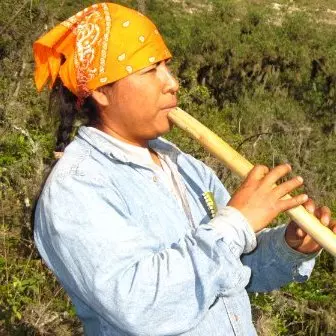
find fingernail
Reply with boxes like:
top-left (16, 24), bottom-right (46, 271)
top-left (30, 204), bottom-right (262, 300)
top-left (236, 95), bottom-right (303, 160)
top-left (298, 229), bottom-right (306, 238)
top-left (322, 216), bottom-right (329, 225)
top-left (302, 194), bottom-right (309, 202)
top-left (307, 206), bottom-right (314, 213)
top-left (297, 176), bottom-right (303, 183)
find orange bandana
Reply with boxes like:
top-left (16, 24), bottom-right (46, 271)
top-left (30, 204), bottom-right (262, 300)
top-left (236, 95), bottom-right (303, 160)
top-left (33, 3), bottom-right (172, 100)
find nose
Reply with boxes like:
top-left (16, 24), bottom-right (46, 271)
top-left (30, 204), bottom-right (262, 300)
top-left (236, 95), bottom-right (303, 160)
top-left (161, 62), bottom-right (179, 94)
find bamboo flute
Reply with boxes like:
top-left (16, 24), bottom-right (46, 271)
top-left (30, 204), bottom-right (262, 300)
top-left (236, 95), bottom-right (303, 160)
top-left (168, 107), bottom-right (336, 257)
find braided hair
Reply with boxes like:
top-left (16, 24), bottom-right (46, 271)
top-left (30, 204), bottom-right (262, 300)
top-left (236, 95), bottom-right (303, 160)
top-left (49, 78), bottom-right (101, 152)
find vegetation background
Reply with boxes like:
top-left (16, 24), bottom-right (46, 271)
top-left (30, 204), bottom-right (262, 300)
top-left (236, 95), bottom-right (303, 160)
top-left (1, 0), bottom-right (335, 335)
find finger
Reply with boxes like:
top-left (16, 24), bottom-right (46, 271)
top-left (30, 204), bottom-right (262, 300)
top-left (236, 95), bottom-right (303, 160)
top-left (273, 176), bottom-right (304, 199)
top-left (245, 165), bottom-right (270, 184)
top-left (261, 163), bottom-right (292, 187)
top-left (303, 198), bottom-right (315, 214)
top-left (316, 206), bottom-right (331, 226)
top-left (321, 206), bottom-right (331, 226)
top-left (278, 193), bottom-right (309, 212)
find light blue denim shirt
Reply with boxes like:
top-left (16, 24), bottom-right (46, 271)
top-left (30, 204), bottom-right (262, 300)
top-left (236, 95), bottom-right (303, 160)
top-left (34, 126), bottom-right (316, 336)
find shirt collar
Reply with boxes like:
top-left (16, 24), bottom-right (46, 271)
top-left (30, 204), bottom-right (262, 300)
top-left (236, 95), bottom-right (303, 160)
top-left (77, 126), bottom-right (181, 166)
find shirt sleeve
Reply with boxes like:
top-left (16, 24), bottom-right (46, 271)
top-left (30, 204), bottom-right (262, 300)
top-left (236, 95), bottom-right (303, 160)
top-left (34, 173), bottom-right (256, 336)
top-left (242, 224), bottom-right (317, 292)
top-left (201, 162), bottom-right (317, 292)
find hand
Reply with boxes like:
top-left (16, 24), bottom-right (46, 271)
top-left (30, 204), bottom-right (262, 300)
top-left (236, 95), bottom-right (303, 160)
top-left (285, 199), bottom-right (336, 254)
top-left (228, 164), bottom-right (307, 233)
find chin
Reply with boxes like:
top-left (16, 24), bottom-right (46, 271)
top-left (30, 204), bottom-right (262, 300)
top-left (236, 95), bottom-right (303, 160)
top-left (146, 126), bottom-right (171, 140)
top-left (159, 121), bottom-right (173, 136)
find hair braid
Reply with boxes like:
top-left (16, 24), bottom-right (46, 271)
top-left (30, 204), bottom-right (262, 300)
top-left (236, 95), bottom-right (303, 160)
top-left (49, 79), bottom-right (101, 152)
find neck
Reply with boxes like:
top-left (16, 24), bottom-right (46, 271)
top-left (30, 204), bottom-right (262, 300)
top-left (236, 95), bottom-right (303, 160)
top-left (96, 124), bottom-right (162, 167)
top-left (149, 148), bottom-right (162, 167)
top-left (97, 124), bottom-right (149, 148)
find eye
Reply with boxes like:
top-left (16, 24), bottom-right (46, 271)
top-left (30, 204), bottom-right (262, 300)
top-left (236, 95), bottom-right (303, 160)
top-left (148, 66), bottom-right (157, 73)
top-left (141, 64), bottom-right (158, 75)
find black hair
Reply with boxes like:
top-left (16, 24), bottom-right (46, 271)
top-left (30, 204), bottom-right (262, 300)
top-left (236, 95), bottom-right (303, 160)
top-left (49, 78), bottom-right (101, 151)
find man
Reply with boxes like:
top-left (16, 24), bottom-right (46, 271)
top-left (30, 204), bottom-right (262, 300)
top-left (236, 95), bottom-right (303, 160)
top-left (33, 3), bottom-right (335, 335)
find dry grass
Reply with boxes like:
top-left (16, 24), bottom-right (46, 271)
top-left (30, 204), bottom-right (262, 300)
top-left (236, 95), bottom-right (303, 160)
top-left (170, 0), bottom-right (336, 25)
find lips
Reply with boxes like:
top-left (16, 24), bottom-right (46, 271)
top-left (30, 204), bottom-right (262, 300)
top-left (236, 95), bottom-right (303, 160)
top-left (162, 102), bottom-right (177, 110)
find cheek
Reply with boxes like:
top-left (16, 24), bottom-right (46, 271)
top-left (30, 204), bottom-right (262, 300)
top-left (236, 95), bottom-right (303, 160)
top-left (117, 80), bottom-right (161, 122)
top-left (126, 89), bottom-right (154, 113)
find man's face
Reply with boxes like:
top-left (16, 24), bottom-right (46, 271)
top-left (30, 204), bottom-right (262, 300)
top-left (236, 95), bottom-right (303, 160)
top-left (99, 60), bottom-right (179, 146)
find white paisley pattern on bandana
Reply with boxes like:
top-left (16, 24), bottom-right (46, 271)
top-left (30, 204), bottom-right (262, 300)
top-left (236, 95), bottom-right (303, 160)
top-left (61, 3), bottom-right (111, 100)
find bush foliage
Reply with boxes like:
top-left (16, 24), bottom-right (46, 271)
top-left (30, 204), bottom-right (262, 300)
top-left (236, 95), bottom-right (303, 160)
top-left (1, 0), bottom-right (335, 335)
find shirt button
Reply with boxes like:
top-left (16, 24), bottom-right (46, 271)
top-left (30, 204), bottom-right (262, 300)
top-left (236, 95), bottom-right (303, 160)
top-left (153, 176), bottom-right (158, 182)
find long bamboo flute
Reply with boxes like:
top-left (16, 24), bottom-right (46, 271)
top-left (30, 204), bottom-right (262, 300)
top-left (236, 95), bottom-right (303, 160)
top-left (168, 107), bottom-right (336, 257)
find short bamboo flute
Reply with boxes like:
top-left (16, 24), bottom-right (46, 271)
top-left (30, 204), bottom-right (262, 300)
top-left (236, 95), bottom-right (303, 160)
top-left (168, 107), bottom-right (336, 257)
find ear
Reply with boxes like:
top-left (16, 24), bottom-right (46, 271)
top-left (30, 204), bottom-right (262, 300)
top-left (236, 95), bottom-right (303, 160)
top-left (91, 90), bottom-right (109, 107)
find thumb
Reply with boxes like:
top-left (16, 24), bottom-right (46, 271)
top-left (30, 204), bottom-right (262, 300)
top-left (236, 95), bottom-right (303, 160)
top-left (285, 222), bottom-right (307, 248)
